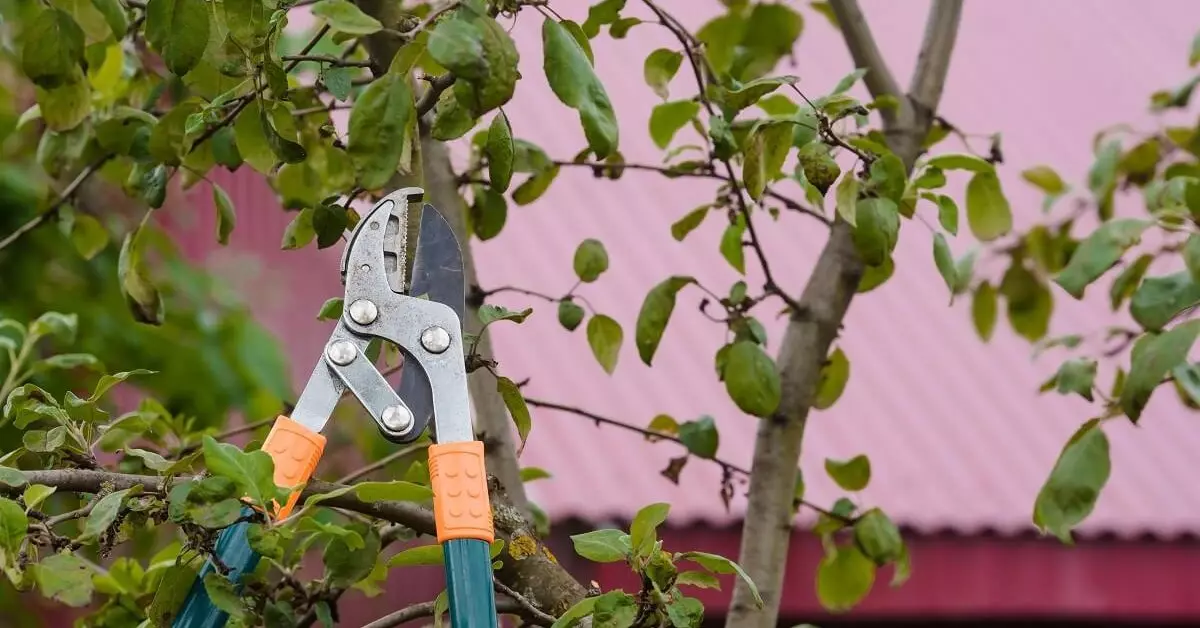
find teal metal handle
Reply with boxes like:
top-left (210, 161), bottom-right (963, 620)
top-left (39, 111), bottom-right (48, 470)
top-left (443, 539), bottom-right (498, 628)
top-left (172, 510), bottom-right (261, 628)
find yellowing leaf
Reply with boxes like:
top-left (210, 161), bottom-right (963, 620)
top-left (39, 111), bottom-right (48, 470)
top-left (813, 347), bottom-right (849, 410)
top-left (586, 314), bottom-right (623, 374)
top-left (643, 48), bottom-right (682, 99)
top-left (118, 225), bottom-right (164, 325)
top-left (211, 182), bottom-right (236, 245)
top-left (648, 100), bottom-right (699, 149)
top-left (825, 454), bottom-right (870, 491)
top-left (743, 120), bottom-right (792, 200)
top-left (834, 174), bottom-right (858, 226)
top-left (965, 170), bottom-right (1013, 241)
top-left (816, 543), bottom-right (875, 612)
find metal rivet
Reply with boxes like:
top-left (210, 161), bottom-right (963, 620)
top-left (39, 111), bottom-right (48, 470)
top-left (420, 326), bottom-right (451, 354)
top-left (360, 264), bottom-right (370, 272)
top-left (326, 340), bottom-right (357, 366)
top-left (369, 221), bottom-right (380, 230)
top-left (348, 299), bottom-right (378, 325)
top-left (381, 404), bottom-right (415, 434)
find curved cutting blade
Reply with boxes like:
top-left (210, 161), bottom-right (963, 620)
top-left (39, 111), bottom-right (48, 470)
top-left (394, 203), bottom-right (467, 438)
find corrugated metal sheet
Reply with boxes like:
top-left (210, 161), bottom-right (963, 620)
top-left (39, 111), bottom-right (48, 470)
top-left (166, 0), bottom-right (1200, 540)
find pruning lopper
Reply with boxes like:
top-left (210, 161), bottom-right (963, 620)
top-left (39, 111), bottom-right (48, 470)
top-left (173, 189), bottom-right (498, 628)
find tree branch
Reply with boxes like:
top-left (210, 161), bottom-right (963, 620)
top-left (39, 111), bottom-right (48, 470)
top-left (0, 158), bottom-right (110, 253)
top-left (724, 2), bottom-right (964, 627)
top-left (359, 597), bottom-right (535, 628)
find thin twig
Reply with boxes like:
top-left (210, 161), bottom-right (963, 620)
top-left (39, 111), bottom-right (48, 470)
top-left (521, 397), bottom-right (847, 522)
top-left (359, 598), bottom-right (531, 628)
top-left (282, 54), bottom-right (373, 68)
top-left (337, 442), bottom-right (427, 484)
top-left (495, 578), bottom-right (557, 625)
top-left (0, 158), bottom-right (110, 253)
top-left (549, 160), bottom-right (828, 224)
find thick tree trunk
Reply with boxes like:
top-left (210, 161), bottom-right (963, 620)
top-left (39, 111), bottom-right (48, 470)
top-left (724, 2), bottom-right (964, 626)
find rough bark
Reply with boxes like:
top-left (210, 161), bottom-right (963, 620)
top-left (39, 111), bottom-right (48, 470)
top-left (724, 2), bottom-right (964, 626)
top-left (419, 135), bottom-right (534, 520)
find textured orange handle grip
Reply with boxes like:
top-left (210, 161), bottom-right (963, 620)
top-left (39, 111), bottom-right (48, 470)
top-left (260, 415), bottom-right (326, 519)
top-left (428, 441), bottom-right (494, 543)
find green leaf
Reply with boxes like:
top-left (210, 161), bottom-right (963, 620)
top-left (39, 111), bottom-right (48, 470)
top-left (586, 314), bottom-right (623, 374)
top-left (259, 104), bottom-right (306, 164)
top-left (1180, 235), bottom-right (1200, 286)
top-left (1053, 219), bottom-right (1150, 299)
top-left (925, 153), bottom-right (994, 173)
top-left (310, 0), bottom-right (382, 35)
top-left (317, 297), bottom-right (344, 321)
top-left (832, 68), bottom-right (868, 94)
top-left (825, 455), bottom-right (870, 491)
top-left (714, 76), bottom-right (799, 116)
top-left (743, 120), bottom-right (793, 200)
top-left (35, 553), bottom-right (95, 607)
top-left (125, 448), bottom-right (172, 471)
top-left (932, 233), bottom-right (957, 295)
top-left (649, 100), bottom-right (700, 150)
top-left (972, 282), bottom-right (998, 341)
top-left (21, 8), bottom-right (85, 89)
top-left (348, 71), bottom-right (413, 189)
top-left (69, 213), bottom-right (109, 260)
top-left (1121, 320), bottom-right (1200, 421)
top-left (203, 572), bottom-right (246, 619)
top-left (629, 502), bottom-right (669, 560)
top-left (478, 304), bottom-right (533, 326)
top-left (835, 174), bottom-right (858, 226)
top-left (486, 112), bottom-right (514, 193)
top-left (816, 543), bottom-right (875, 612)
top-left (322, 66), bottom-right (353, 101)
top-left (91, 369), bottom-right (154, 401)
top-left (22, 485), bottom-right (55, 511)
top-left (145, 0), bottom-right (211, 76)
top-left (470, 188), bottom-right (508, 240)
top-left (1032, 420), bottom-right (1111, 543)
top-left (552, 596), bottom-right (598, 628)
top-left (387, 544), bottom-right (444, 567)
top-left (850, 197), bottom-right (899, 266)
top-left (201, 436), bottom-right (281, 511)
top-left (0, 498), bottom-right (27, 556)
top-left (80, 488), bottom-right (135, 543)
top-left (671, 206), bottom-right (710, 241)
top-left (543, 18), bottom-right (619, 157)
top-left (677, 551), bottom-right (762, 608)
top-left (1052, 358), bottom-right (1098, 402)
top-left (1129, 271), bottom-right (1200, 331)
top-left (92, 0), bottom-right (130, 39)
top-left (570, 528), bottom-right (630, 563)
top-left (521, 467), bottom-right (552, 483)
top-left (1001, 261), bottom-right (1053, 342)
top-left (813, 347), bottom-right (850, 410)
top-left (723, 341), bottom-right (781, 417)
top-left (644, 48), bottom-right (683, 99)
top-left (212, 183), bottom-right (237, 246)
top-left (0, 467), bottom-right (27, 488)
top-left (853, 508), bottom-right (903, 564)
top-left (35, 70), bottom-right (91, 132)
top-left (557, 299), bottom-right (585, 331)
top-left (148, 563), bottom-right (198, 626)
top-left (965, 171), bottom-right (1013, 241)
top-left (1022, 165), bottom-right (1067, 195)
top-left (235, 101), bottom-right (275, 173)
top-left (312, 203), bottom-right (348, 249)
top-left (352, 481), bottom-right (433, 503)
top-left (573, 238), bottom-right (609, 283)
top-left (496, 376), bottom-right (532, 452)
top-left (512, 164), bottom-right (559, 205)
top-left (676, 570), bottom-right (721, 590)
top-left (679, 416), bottom-right (718, 459)
top-left (720, 217), bottom-right (746, 274)
top-left (635, 275), bottom-right (695, 365)
top-left (119, 225), bottom-right (164, 325)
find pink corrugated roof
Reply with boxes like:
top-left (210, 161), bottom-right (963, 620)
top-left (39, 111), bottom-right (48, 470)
top-left (169, 0), bottom-right (1200, 540)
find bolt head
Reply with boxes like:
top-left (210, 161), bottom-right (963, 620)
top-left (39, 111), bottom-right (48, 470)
top-left (348, 299), bottom-right (378, 325)
top-left (381, 404), bottom-right (415, 434)
top-left (420, 326), bottom-right (451, 354)
top-left (326, 340), bottom-right (357, 366)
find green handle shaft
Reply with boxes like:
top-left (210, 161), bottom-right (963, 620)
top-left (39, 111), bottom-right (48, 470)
top-left (443, 538), bottom-right (497, 628)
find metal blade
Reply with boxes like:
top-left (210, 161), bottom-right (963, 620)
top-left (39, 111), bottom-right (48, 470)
top-left (407, 203), bottom-right (466, 323)
top-left (395, 203), bottom-right (467, 437)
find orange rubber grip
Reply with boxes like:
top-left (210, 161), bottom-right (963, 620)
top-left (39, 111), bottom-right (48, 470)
top-left (260, 415), bottom-right (326, 519)
top-left (428, 441), bottom-right (494, 543)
